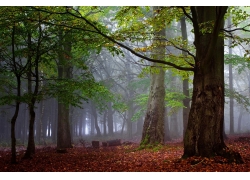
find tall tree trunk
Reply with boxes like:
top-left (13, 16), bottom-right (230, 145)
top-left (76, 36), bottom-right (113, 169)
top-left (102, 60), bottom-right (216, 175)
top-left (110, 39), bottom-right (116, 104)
top-left (141, 6), bottom-right (166, 146)
top-left (57, 29), bottom-right (73, 150)
top-left (228, 16), bottom-right (234, 135)
top-left (180, 16), bottom-right (190, 140)
top-left (183, 7), bottom-right (243, 163)
top-left (10, 24), bottom-right (21, 164)
top-left (24, 26), bottom-right (40, 159)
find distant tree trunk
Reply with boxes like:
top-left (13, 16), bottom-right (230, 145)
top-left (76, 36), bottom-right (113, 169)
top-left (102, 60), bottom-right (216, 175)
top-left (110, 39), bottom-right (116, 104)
top-left (89, 114), bottom-right (94, 135)
top-left (107, 102), bottom-right (114, 136)
top-left (82, 112), bottom-right (86, 136)
top-left (164, 108), bottom-right (171, 141)
top-left (169, 74), bottom-right (179, 139)
top-left (228, 15), bottom-right (234, 135)
top-left (180, 16), bottom-right (190, 140)
top-left (51, 99), bottom-right (57, 143)
top-left (91, 102), bottom-right (101, 136)
top-left (103, 111), bottom-right (107, 136)
top-left (136, 117), bottom-right (143, 135)
top-left (170, 112), bottom-right (179, 139)
top-left (39, 100), bottom-right (46, 145)
top-left (141, 6), bottom-right (166, 146)
top-left (127, 108), bottom-right (133, 139)
top-left (237, 108), bottom-right (243, 133)
top-left (183, 7), bottom-right (242, 163)
top-left (57, 29), bottom-right (73, 150)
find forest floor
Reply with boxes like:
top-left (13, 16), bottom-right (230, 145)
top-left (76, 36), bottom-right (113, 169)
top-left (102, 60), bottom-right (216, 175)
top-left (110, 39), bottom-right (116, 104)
top-left (1, 134), bottom-right (250, 172)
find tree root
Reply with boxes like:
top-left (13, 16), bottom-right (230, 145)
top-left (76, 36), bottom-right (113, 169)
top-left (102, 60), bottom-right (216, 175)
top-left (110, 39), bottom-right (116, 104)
top-left (216, 148), bottom-right (244, 164)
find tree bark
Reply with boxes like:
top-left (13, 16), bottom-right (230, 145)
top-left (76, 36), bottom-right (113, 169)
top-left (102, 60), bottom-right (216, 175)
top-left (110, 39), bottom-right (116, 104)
top-left (180, 16), bottom-right (190, 140)
top-left (183, 7), bottom-right (243, 163)
top-left (141, 6), bottom-right (166, 146)
top-left (10, 24), bottom-right (21, 164)
top-left (57, 28), bottom-right (73, 150)
top-left (228, 16), bottom-right (234, 134)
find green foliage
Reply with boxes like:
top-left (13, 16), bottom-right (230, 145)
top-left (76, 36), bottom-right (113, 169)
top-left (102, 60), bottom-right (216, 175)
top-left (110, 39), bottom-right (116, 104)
top-left (224, 54), bottom-right (250, 74)
top-left (131, 88), bottom-right (187, 122)
top-left (227, 7), bottom-right (250, 27)
top-left (225, 84), bottom-right (250, 112)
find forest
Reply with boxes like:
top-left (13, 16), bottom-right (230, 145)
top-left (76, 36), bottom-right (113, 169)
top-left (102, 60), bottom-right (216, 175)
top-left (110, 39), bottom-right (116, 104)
top-left (1, 6), bottom-right (250, 172)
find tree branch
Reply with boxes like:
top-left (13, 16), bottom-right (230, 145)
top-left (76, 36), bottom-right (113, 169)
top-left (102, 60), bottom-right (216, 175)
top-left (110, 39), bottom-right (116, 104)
top-left (31, 7), bottom-right (194, 72)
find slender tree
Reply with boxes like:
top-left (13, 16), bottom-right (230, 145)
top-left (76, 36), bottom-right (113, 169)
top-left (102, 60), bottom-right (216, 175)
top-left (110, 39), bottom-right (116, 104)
top-left (180, 16), bottom-right (190, 139)
top-left (228, 15), bottom-right (234, 135)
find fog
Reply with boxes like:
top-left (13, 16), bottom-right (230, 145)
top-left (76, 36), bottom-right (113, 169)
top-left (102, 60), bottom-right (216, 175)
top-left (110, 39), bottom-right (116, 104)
top-left (1, 7), bottom-right (250, 148)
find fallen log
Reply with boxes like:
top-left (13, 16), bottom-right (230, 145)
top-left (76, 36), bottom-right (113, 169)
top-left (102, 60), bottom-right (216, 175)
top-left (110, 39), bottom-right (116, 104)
top-left (102, 142), bottom-right (108, 147)
top-left (107, 139), bottom-right (121, 147)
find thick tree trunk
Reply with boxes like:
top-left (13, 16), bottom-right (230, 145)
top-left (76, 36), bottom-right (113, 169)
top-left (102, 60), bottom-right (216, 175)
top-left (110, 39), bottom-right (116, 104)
top-left (57, 102), bottom-right (72, 149)
top-left (183, 7), bottom-right (243, 163)
top-left (141, 7), bottom-right (166, 145)
top-left (141, 64), bottom-right (165, 145)
top-left (57, 29), bottom-right (73, 150)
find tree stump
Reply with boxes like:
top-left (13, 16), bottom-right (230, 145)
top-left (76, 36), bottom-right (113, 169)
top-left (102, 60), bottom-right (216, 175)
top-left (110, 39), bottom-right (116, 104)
top-left (107, 139), bottom-right (121, 146)
top-left (92, 141), bottom-right (99, 148)
top-left (102, 142), bottom-right (108, 147)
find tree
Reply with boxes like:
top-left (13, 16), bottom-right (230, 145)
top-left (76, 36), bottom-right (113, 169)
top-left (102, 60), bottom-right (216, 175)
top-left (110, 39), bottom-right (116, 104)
top-left (182, 7), bottom-right (243, 163)
top-left (140, 6), bottom-right (166, 146)
top-left (180, 16), bottom-right (190, 139)
top-left (8, 6), bottom-right (246, 163)
top-left (227, 15), bottom-right (234, 135)
top-left (56, 27), bottom-right (73, 151)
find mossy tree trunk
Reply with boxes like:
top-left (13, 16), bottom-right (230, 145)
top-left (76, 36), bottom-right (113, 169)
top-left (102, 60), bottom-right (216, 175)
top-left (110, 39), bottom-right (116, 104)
top-left (183, 7), bottom-right (243, 163)
top-left (140, 6), bottom-right (166, 146)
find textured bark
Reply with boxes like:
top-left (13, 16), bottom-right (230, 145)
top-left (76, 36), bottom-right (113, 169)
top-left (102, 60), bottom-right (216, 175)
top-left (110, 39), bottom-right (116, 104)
top-left (141, 7), bottom-right (166, 146)
top-left (57, 29), bottom-right (73, 150)
top-left (183, 7), bottom-right (243, 163)
top-left (57, 102), bottom-right (72, 149)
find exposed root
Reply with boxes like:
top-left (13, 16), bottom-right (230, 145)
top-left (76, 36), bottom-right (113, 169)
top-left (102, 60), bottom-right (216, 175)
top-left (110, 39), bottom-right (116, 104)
top-left (216, 147), bottom-right (244, 164)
